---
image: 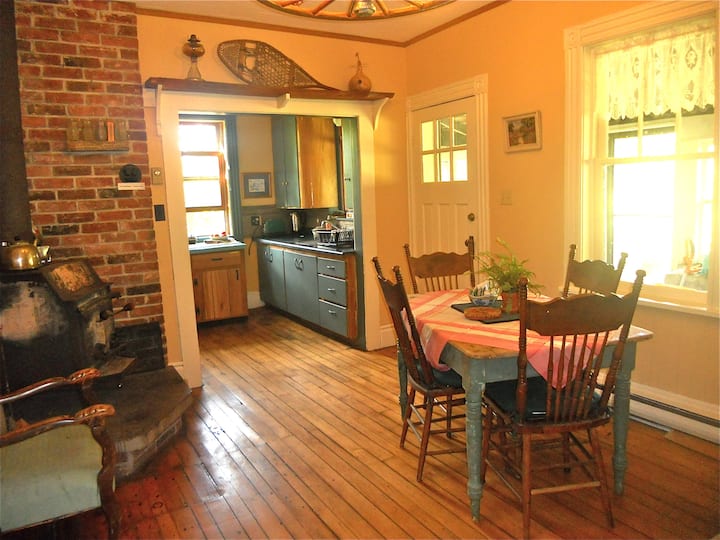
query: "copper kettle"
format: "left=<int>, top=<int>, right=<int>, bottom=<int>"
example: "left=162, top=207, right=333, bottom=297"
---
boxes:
left=0, top=239, right=41, bottom=270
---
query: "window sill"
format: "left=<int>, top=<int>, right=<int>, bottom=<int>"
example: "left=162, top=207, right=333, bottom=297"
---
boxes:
left=637, top=297, right=719, bottom=319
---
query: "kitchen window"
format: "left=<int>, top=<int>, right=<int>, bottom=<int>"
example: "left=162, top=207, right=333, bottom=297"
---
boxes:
left=179, top=119, right=230, bottom=238
left=565, top=3, right=718, bottom=312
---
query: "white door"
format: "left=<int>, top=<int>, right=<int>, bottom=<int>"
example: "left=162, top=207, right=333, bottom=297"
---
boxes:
left=407, top=77, right=489, bottom=258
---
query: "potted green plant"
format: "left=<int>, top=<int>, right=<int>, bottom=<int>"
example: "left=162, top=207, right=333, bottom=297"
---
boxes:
left=476, top=238, right=543, bottom=312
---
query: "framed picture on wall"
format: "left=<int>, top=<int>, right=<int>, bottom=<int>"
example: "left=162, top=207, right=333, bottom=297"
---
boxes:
left=243, top=172, right=271, bottom=198
left=503, top=111, right=542, bottom=152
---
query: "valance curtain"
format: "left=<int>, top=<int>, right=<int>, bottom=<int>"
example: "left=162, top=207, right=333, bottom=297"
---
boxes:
left=595, top=18, right=716, bottom=120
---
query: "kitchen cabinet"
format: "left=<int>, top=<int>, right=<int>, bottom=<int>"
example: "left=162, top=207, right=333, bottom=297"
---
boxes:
left=191, top=249, right=248, bottom=322
left=271, top=115, right=338, bottom=209
left=317, top=255, right=357, bottom=339
left=258, top=245, right=287, bottom=310
left=339, top=117, right=359, bottom=211
left=283, top=249, right=319, bottom=324
left=257, top=240, right=358, bottom=342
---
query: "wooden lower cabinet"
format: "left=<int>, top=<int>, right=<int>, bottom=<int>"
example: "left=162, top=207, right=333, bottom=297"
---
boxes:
left=191, top=249, right=248, bottom=322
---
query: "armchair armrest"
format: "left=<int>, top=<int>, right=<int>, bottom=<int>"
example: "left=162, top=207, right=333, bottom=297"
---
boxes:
left=0, top=403, right=115, bottom=447
left=0, top=367, right=101, bottom=406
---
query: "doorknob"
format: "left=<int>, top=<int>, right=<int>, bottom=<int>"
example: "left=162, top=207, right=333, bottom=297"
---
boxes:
left=467, top=213, right=476, bottom=222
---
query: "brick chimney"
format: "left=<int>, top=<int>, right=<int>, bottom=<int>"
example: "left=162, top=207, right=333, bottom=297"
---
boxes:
left=8, top=0, right=164, bottom=329
left=0, top=0, right=33, bottom=244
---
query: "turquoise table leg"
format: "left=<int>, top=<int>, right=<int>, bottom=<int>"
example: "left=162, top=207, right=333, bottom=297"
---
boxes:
left=612, top=341, right=636, bottom=495
left=464, top=376, right=485, bottom=520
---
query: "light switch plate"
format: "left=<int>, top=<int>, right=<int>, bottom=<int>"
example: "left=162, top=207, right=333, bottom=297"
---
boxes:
left=150, top=167, right=164, bottom=185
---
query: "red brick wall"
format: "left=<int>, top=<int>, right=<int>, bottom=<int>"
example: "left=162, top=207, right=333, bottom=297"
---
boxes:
left=14, top=0, right=163, bottom=328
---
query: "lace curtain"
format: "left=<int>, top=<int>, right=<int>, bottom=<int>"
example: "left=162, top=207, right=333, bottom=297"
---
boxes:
left=595, top=18, right=716, bottom=120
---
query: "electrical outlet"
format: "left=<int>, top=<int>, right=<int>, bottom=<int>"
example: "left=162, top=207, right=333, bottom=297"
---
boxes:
left=250, top=215, right=261, bottom=226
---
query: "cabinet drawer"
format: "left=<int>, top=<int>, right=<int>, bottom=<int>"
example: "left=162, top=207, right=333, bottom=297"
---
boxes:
left=319, top=299, right=348, bottom=337
left=317, top=257, right=346, bottom=279
left=318, top=275, right=347, bottom=306
left=191, top=250, right=244, bottom=271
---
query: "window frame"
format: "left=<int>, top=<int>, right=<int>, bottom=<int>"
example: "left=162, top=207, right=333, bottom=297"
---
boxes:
left=564, top=1, right=719, bottom=315
left=179, top=119, right=231, bottom=237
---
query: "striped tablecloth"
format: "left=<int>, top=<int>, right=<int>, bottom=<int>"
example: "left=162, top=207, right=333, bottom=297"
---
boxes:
left=408, top=289, right=557, bottom=382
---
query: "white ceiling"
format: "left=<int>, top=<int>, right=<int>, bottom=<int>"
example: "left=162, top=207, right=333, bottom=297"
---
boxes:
left=132, top=0, right=502, bottom=46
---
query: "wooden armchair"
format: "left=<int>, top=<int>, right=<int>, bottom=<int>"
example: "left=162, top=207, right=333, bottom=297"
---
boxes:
left=0, top=367, right=119, bottom=539
left=403, top=236, right=476, bottom=293
left=562, top=243, right=628, bottom=297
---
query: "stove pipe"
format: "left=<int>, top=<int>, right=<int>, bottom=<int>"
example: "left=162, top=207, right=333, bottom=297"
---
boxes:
left=0, top=0, right=33, bottom=244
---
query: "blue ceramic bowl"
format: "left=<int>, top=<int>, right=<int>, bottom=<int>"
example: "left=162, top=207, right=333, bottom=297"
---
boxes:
left=469, top=293, right=497, bottom=306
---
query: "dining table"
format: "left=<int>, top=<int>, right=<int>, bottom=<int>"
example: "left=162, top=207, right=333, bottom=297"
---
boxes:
left=401, top=289, right=654, bottom=521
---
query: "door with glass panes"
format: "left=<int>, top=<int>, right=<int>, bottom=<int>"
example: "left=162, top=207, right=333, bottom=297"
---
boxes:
left=409, top=97, right=480, bottom=256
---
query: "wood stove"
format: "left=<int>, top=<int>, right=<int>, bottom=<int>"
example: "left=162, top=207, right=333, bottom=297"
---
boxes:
left=0, top=259, right=134, bottom=394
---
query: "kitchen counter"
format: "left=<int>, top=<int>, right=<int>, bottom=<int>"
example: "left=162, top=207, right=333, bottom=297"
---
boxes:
left=258, top=235, right=354, bottom=255
left=189, top=240, right=246, bottom=254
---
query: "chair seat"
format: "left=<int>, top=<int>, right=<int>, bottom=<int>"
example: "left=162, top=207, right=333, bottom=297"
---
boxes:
left=0, top=424, right=104, bottom=533
left=484, top=376, right=605, bottom=423
left=431, top=366, right=463, bottom=388
left=484, top=377, right=548, bottom=421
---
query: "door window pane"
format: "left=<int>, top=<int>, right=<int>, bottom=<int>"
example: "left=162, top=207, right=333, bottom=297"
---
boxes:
left=421, top=121, right=434, bottom=152
left=453, top=114, right=467, bottom=146
left=422, top=154, right=435, bottom=183
left=438, top=117, right=451, bottom=148
left=453, top=149, right=468, bottom=181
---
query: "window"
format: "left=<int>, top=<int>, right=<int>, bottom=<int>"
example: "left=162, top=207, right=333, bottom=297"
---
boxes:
left=566, top=3, right=718, bottom=312
left=179, top=120, right=230, bottom=238
left=421, top=114, right=468, bottom=183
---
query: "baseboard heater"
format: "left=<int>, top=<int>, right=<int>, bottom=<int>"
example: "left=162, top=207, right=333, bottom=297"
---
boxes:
left=628, top=391, right=720, bottom=428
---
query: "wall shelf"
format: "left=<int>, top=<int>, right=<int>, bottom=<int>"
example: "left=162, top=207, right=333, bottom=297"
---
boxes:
left=66, top=141, right=129, bottom=152
left=144, top=77, right=394, bottom=103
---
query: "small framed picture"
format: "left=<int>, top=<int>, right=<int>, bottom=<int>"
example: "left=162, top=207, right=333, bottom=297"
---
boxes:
left=243, top=172, right=271, bottom=198
left=503, top=111, right=542, bottom=152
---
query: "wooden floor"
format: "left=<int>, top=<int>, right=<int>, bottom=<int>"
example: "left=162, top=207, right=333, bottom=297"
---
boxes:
left=8, top=308, right=719, bottom=539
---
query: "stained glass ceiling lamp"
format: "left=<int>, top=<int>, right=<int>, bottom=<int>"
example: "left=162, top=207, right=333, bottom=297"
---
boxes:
left=256, top=0, right=456, bottom=21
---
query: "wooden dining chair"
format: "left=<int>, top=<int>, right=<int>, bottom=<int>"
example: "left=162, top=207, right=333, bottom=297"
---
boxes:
left=372, top=257, right=466, bottom=482
left=403, top=236, right=476, bottom=293
left=480, top=270, right=645, bottom=539
left=562, top=243, right=628, bottom=297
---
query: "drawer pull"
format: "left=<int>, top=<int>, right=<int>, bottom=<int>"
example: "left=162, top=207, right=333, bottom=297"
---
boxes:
left=211, top=257, right=223, bottom=262
left=325, top=265, right=336, bottom=270
left=327, top=310, right=337, bottom=316
left=295, top=258, right=304, bottom=270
